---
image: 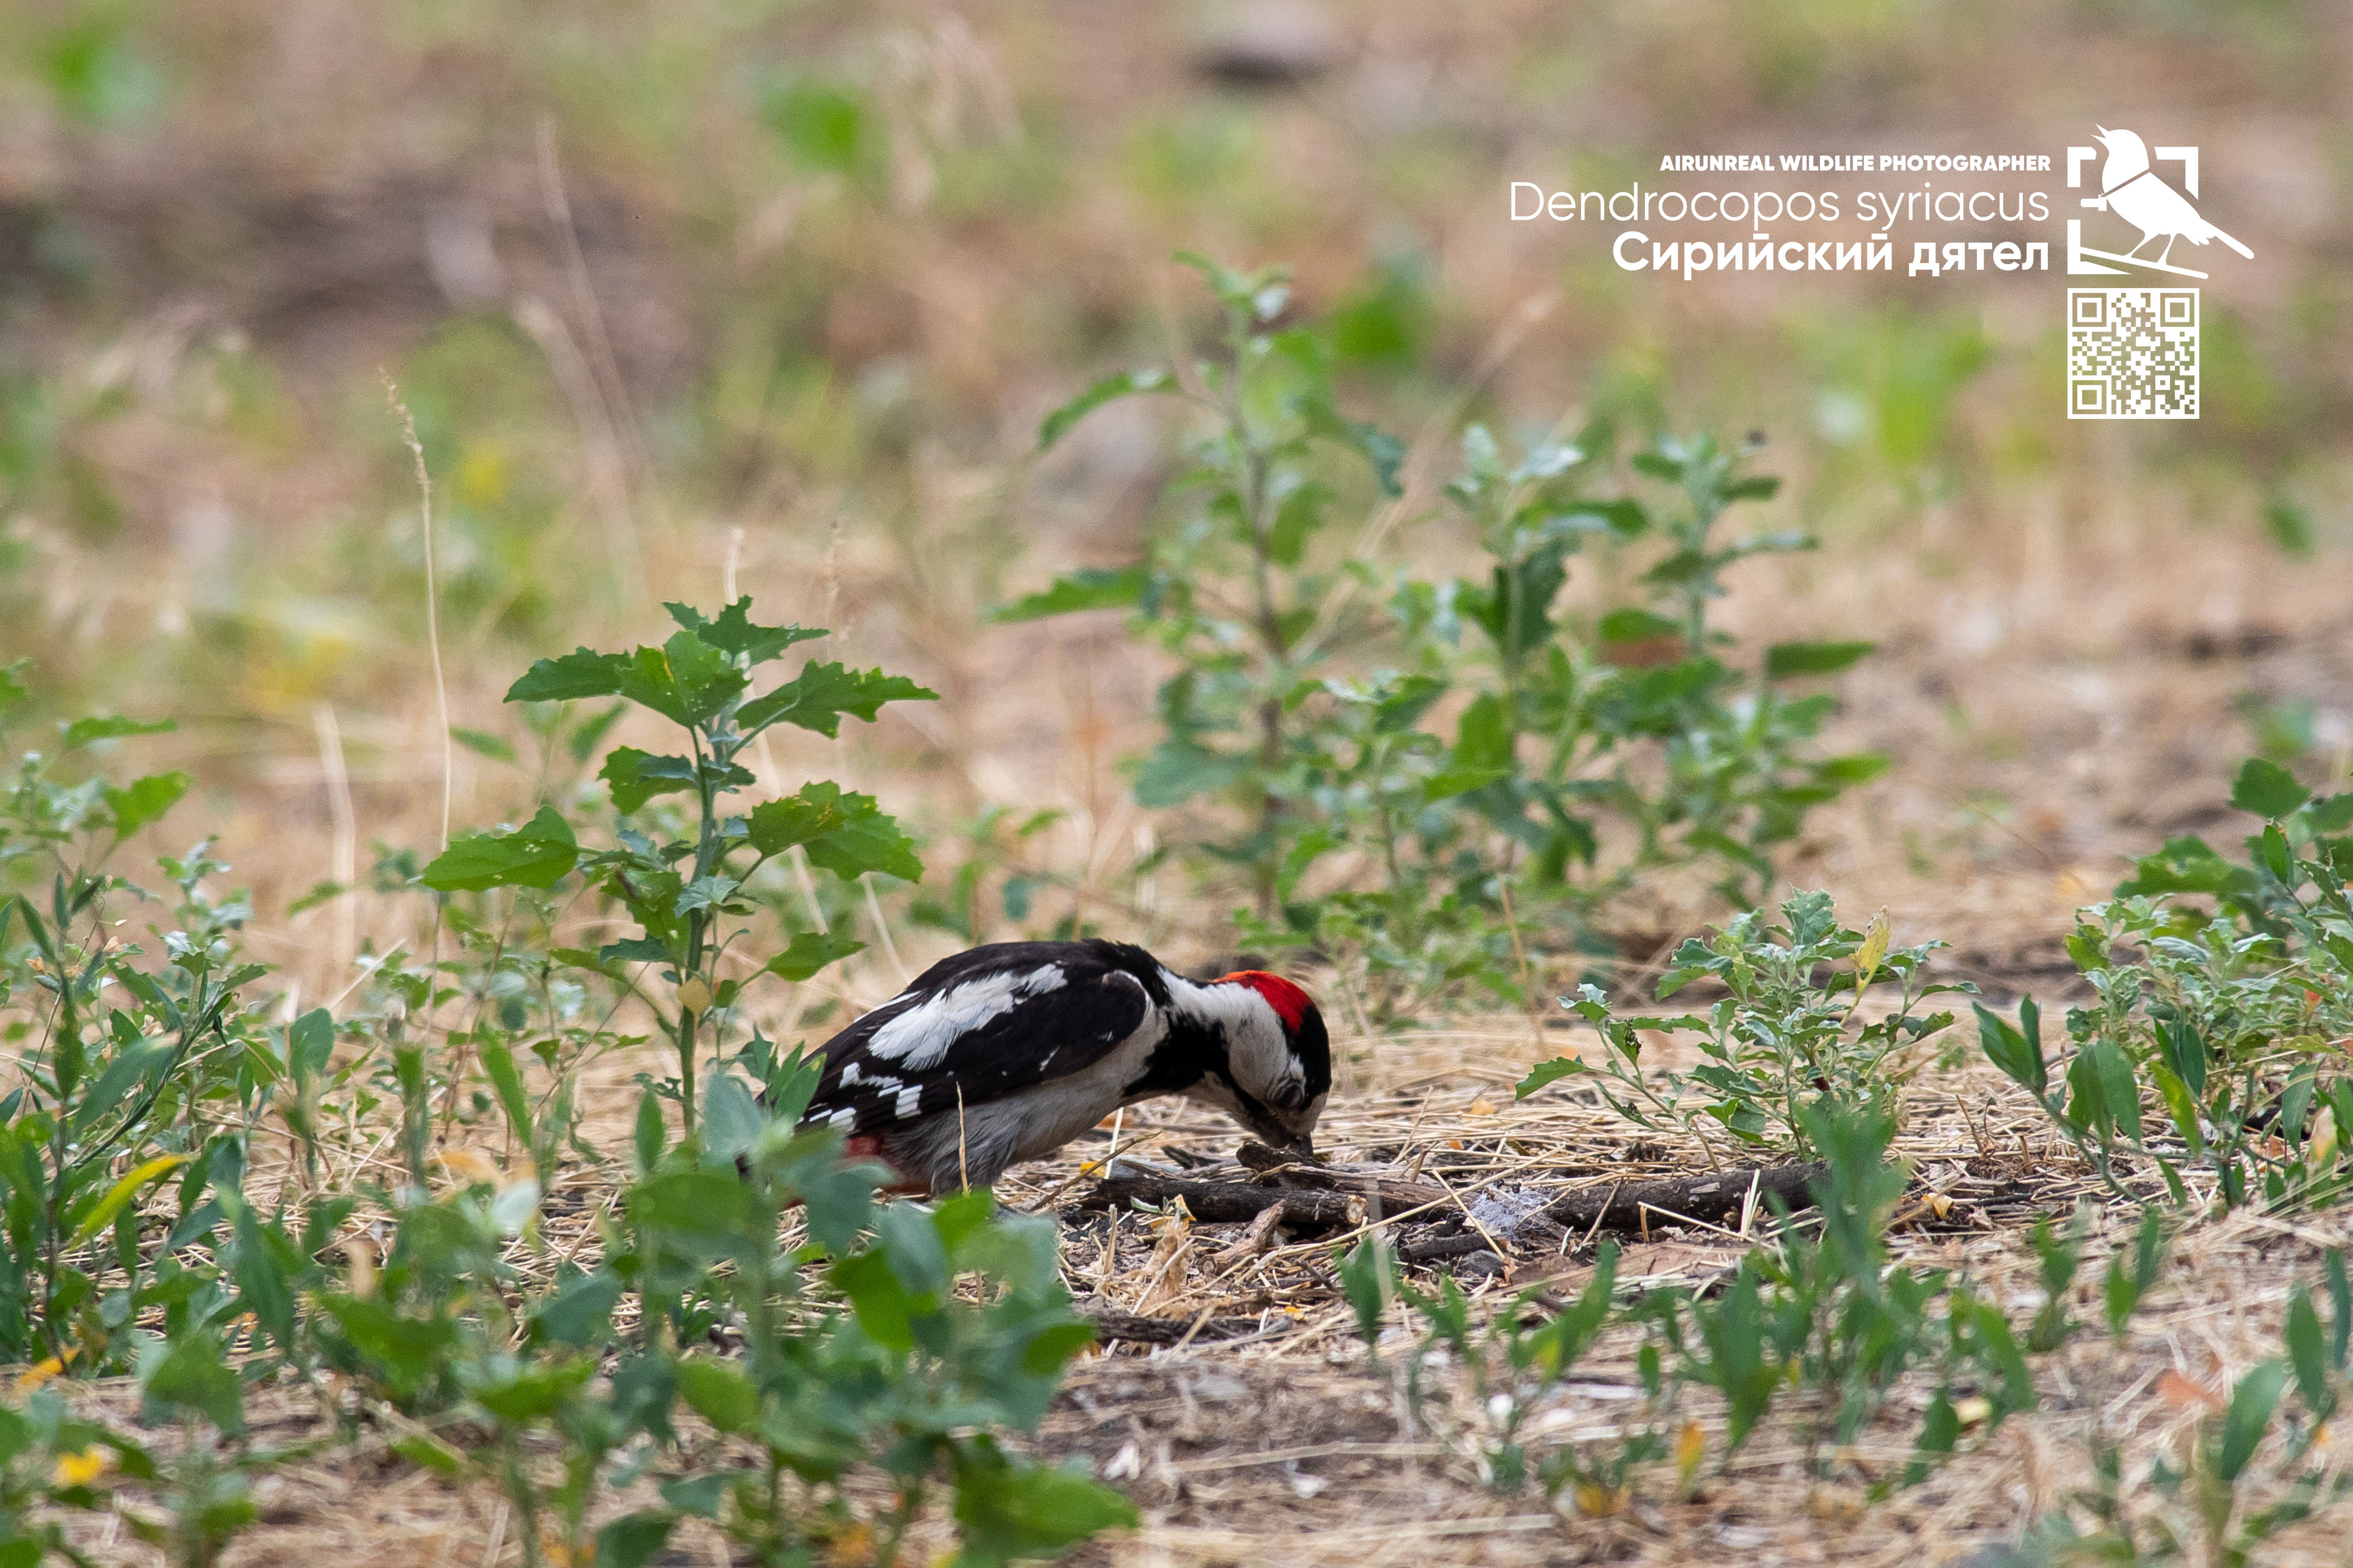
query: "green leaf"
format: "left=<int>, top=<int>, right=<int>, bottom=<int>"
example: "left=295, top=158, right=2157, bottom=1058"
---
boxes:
left=2287, top=1288, right=2334, bottom=1418
left=1038, top=369, right=1171, bottom=452
left=142, top=1336, right=245, bottom=1434
left=531, top=1268, right=624, bottom=1349
left=0, top=659, right=28, bottom=711
left=61, top=715, right=174, bottom=750
left=595, top=1513, right=678, bottom=1568
left=1422, top=763, right=1510, bottom=803
left=2216, top=1360, right=2286, bottom=1481
left=449, top=727, right=516, bottom=764
left=619, top=632, right=750, bottom=729
left=1560, top=499, right=1649, bottom=538
left=1764, top=640, right=1875, bottom=679
left=1266, top=481, right=1330, bottom=567
left=1973, top=1002, right=2045, bottom=1097
left=479, top=1039, right=534, bottom=1149
left=290, top=1007, right=335, bottom=1081
left=674, top=1355, right=761, bottom=1435
left=703, top=1071, right=765, bottom=1162
left=628, top=1171, right=757, bottom=1252
left=1336, top=1234, right=1394, bottom=1357
left=390, top=1434, right=465, bottom=1476
left=1597, top=608, right=1681, bottom=643
left=663, top=598, right=823, bottom=664
left=745, top=783, right=922, bottom=881
left=1302, top=397, right=1405, bottom=497
left=830, top=1249, right=916, bottom=1351
left=597, top=748, right=699, bottom=813
left=990, top=566, right=1151, bottom=624
left=319, top=1296, right=459, bottom=1394
left=1452, top=693, right=1512, bottom=774
left=421, top=805, right=579, bottom=891
left=765, top=78, right=873, bottom=175
left=1131, top=738, right=1243, bottom=809
left=104, top=771, right=192, bottom=839
left=1515, top=1057, right=1585, bottom=1099
left=763, top=931, right=866, bottom=982
left=505, top=646, right=632, bottom=704
left=952, top=1443, right=1139, bottom=1566
left=2085, top=1038, right=2142, bottom=1143
left=473, top=1357, right=594, bottom=1423
left=2232, top=757, right=2311, bottom=820
left=633, top=1090, right=665, bottom=1175
left=736, top=661, right=938, bottom=739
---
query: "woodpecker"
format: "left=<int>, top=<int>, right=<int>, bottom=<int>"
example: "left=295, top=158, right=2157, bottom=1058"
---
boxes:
left=798, top=939, right=1331, bottom=1195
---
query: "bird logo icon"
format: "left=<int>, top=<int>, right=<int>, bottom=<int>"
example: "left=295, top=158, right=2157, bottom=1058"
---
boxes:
left=2068, top=127, right=2251, bottom=278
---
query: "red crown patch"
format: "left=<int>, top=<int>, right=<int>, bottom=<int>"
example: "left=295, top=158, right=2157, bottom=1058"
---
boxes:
left=1218, top=970, right=1312, bottom=1031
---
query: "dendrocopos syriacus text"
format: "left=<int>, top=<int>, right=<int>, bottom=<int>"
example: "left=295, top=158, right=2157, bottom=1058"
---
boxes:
left=797, top=939, right=1330, bottom=1194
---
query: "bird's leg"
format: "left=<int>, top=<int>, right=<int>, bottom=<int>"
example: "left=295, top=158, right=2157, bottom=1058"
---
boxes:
left=2122, top=233, right=2153, bottom=259
left=2156, top=232, right=2178, bottom=267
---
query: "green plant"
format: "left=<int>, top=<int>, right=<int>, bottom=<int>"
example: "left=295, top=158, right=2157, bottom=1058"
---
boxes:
left=1340, top=1233, right=1625, bottom=1495
left=0, top=669, right=274, bottom=1371
left=417, top=598, right=935, bottom=1139
left=1991, top=1258, right=2351, bottom=1567
left=617, top=1061, right=1130, bottom=1566
left=1517, top=890, right=1970, bottom=1157
left=1979, top=758, right=2353, bottom=1211
left=1001, top=257, right=1887, bottom=1022
left=1634, top=1100, right=2038, bottom=1490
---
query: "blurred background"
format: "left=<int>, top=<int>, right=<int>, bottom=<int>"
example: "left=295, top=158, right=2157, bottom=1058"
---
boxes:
left=1, top=0, right=2347, bottom=996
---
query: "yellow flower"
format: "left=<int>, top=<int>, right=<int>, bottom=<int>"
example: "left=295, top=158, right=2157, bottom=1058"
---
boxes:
left=51, top=1447, right=108, bottom=1488
left=15, top=1356, right=64, bottom=1393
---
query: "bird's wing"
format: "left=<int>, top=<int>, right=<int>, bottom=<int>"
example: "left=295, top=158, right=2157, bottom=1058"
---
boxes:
left=802, top=952, right=1153, bottom=1136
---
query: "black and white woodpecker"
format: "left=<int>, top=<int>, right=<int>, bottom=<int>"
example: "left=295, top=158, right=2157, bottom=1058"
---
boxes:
left=797, top=938, right=1331, bottom=1195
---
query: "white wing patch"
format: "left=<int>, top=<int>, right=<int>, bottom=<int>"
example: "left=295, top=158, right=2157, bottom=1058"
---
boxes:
left=863, top=963, right=1069, bottom=1071
left=894, top=1081, right=924, bottom=1119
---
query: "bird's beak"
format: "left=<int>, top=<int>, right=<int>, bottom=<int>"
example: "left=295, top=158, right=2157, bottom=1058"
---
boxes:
left=1281, top=1130, right=1317, bottom=1161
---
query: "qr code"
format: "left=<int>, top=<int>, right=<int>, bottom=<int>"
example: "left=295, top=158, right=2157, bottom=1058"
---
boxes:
left=2067, top=289, right=2198, bottom=419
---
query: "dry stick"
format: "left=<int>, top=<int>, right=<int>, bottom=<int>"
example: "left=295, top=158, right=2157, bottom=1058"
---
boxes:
left=1494, top=861, right=1550, bottom=1062
left=382, top=377, right=461, bottom=1141
left=861, top=874, right=911, bottom=985
left=381, top=378, right=452, bottom=857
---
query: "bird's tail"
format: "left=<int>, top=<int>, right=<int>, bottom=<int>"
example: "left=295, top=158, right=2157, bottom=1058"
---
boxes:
left=2211, top=225, right=2253, bottom=259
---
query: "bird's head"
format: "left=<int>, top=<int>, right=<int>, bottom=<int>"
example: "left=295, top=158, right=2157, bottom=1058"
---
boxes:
left=2094, top=127, right=2150, bottom=175
left=1192, top=970, right=1331, bottom=1157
